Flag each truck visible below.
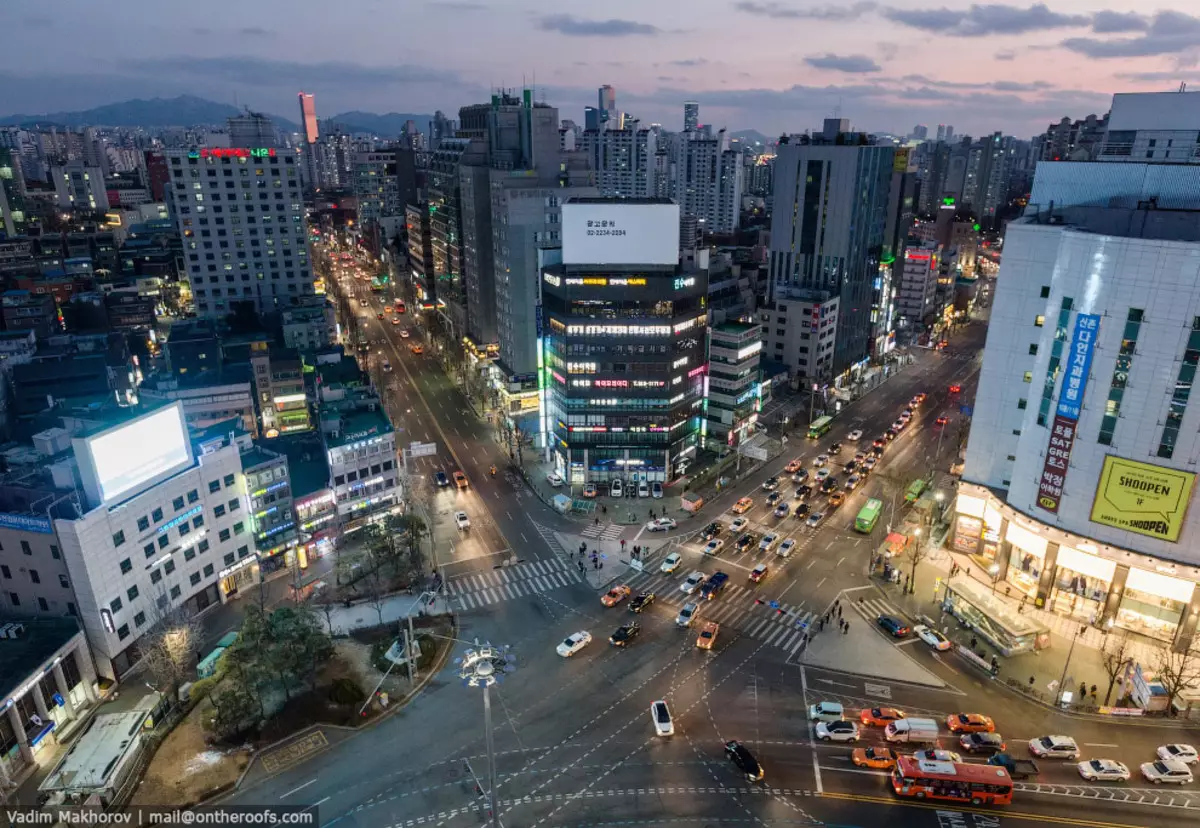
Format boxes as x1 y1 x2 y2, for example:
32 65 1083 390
987 753 1040 779
884 717 940 744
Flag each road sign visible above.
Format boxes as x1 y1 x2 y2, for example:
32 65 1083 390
959 405 973 416
409 441 438 458
769 600 780 609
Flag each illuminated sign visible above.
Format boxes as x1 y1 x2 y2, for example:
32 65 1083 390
1090 456 1196 543
673 276 696 290
199 148 277 159
595 379 629 388
157 505 203 535
543 273 561 287
736 342 763 360
274 393 307 405
0 513 53 534
565 324 671 337
673 357 690 369
1038 313 1100 514
562 202 680 266
564 276 647 287
688 364 707 378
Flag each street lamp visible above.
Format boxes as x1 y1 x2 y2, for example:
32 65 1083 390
1055 625 1089 708
458 641 516 828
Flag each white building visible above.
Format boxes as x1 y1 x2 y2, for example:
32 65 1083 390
757 289 839 382
1098 89 1200 163
51 163 109 213
164 130 314 319
895 245 939 327
578 124 657 198
668 131 744 234
320 397 401 534
959 160 1200 654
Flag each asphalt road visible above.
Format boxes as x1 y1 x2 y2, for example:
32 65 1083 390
245 248 1200 828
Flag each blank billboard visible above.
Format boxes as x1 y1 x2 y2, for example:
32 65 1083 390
75 403 194 507
562 202 680 266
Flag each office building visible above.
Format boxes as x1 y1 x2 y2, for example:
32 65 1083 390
228 112 277 148
894 244 939 328
51 162 109 213
540 198 705 485
164 114 315 318
757 290 839 383
250 345 312 437
319 394 401 534
351 148 417 239
683 101 700 133
1098 89 1200 162
668 130 744 235
705 321 765 448
240 442 298 574
579 121 658 199
298 92 320 190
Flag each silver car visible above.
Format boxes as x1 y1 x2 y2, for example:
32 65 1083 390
676 602 699 627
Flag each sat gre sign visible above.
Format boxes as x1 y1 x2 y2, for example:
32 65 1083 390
1090 455 1196 543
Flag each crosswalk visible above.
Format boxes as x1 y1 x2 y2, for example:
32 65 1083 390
533 522 570 562
581 522 625 540
447 558 583 610
851 595 909 624
618 568 820 657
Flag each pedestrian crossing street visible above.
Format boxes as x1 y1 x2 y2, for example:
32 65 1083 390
581 521 625 540
619 568 821 657
447 558 583 610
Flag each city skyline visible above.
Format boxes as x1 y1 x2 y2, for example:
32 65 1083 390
5 0 1200 138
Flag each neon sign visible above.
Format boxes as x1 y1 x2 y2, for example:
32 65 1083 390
198 148 277 159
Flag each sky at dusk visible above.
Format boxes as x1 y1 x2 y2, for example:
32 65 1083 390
5 0 1200 138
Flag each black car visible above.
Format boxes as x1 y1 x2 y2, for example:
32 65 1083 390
735 533 755 551
700 571 729 600
609 622 641 647
820 477 839 493
434 471 450 488
761 476 780 491
629 592 656 613
843 461 858 475
960 733 1007 755
794 484 813 500
701 522 722 540
794 502 810 518
885 428 898 440
725 740 764 781
765 491 782 506
829 442 842 455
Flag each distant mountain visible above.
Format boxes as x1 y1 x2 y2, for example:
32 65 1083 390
0 95 301 130
729 129 773 146
325 111 433 136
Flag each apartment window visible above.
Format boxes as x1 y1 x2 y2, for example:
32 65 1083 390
1099 309 1143 446
8 593 18 606
1040 286 1050 298
219 529 231 543
190 572 201 586
112 530 126 547
1023 371 1033 383
1034 315 1045 327
1017 399 1027 409
1028 344 1038 356
152 507 163 522
198 539 210 554
229 498 240 512
29 569 40 584
172 496 185 511
158 535 170 550
50 545 59 560
119 558 132 574
137 516 150 532
110 597 122 613
1158 315 1200 458
204 563 215 577
170 585 181 600
223 552 235 566
209 480 221 493
193 515 205 529
233 522 245 535
118 624 130 641
37 597 48 611
187 489 199 504
144 543 156 559
134 611 146 627
151 569 162 584
20 540 30 555
214 504 226 518
238 545 249 558
59 574 69 588
224 474 236 487
184 547 196 562
1007 454 1017 461
164 559 176 575
179 522 191 537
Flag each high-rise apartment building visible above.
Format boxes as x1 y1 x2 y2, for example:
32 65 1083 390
668 131 744 235
0 148 27 235
51 162 109 212
683 101 700 132
579 121 658 198
351 148 417 239
298 92 319 144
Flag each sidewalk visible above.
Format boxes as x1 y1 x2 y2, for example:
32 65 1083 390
316 592 453 636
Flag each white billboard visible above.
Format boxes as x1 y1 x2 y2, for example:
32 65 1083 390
75 403 194 507
562 202 680 266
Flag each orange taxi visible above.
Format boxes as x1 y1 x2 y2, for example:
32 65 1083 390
946 712 995 733
453 471 469 489
601 585 632 607
785 457 804 473
732 497 754 515
827 491 845 508
860 707 906 727
411 344 424 355
851 747 896 769
696 621 719 650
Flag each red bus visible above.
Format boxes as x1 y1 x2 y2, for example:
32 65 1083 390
891 757 1013 806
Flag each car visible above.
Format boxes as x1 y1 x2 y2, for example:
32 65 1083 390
609 623 641 647
914 748 963 762
892 420 906 431
1028 735 1079 759
646 517 677 532
610 479 624 498
582 483 598 498
949 384 961 393
629 592 656 613
912 393 927 405
765 491 783 507
873 436 887 449
676 602 699 627
759 533 780 552
556 631 593 657
902 407 913 417
546 472 565 487
877 615 910 637
732 497 754 514
1140 759 1193 785
434 471 450 488
377 312 385 320
935 416 950 427
860 707 906 727
749 562 769 582
638 481 650 498
697 621 720 650
725 740 765 782
785 458 804 473
794 484 813 500
701 522 722 540
816 720 860 743
761 476 780 491
703 539 725 555
847 429 863 441
794 502 811 517
827 491 845 508
863 457 878 471
844 474 861 491
454 511 471 531
651 700 674 736
773 503 790 518
1158 744 1200 765
819 475 838 491
814 454 829 466
700 571 729 600
960 733 1007 755
852 747 895 769
885 427 898 440
947 713 995 734
843 461 858 475
792 468 810 483
829 442 843 455
398 327 410 337
453 471 469 489
681 571 706 594
410 344 424 355
806 512 825 528
652 481 664 499
601 585 632 607
660 552 682 573
1078 759 1131 782
777 538 797 558
734 533 754 552
854 451 867 462
730 516 749 532
815 468 832 481
914 625 952 651
381 359 392 372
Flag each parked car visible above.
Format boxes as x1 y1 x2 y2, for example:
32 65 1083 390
638 481 650 498
610 479 624 498
546 472 565 487
652 481 664 499
877 615 910 637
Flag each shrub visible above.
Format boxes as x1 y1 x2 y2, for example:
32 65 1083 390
415 635 437 670
328 677 365 705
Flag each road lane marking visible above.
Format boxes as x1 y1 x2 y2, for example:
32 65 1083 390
302 797 329 812
1085 743 1120 748
280 779 317 798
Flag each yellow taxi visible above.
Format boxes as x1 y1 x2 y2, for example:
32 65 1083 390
827 491 845 508
410 344 424 355
453 471 469 489
851 747 896 769
732 497 754 515
601 585 632 607
696 621 719 650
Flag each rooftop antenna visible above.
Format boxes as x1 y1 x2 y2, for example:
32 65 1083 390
1180 82 1188 93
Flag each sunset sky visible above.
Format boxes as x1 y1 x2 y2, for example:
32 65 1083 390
5 0 1200 138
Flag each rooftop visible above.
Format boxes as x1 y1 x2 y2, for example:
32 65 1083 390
240 444 283 471
1024 204 1200 244
0 616 83 701
315 355 365 388
274 433 331 497
712 321 759 335
322 404 392 449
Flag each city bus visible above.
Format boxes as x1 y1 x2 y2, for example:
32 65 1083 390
854 498 883 533
904 478 928 503
807 415 834 439
891 756 1013 806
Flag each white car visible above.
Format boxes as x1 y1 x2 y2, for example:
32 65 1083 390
814 454 829 467
777 538 797 558
1077 759 1131 782
703 539 724 555
913 748 962 762
815 720 859 743
546 472 565 487
1158 744 1199 765
454 511 471 531
730 517 749 532
847 429 863 441
652 481 664 499
806 512 825 528
610 479 624 498
1028 735 1079 759
661 552 682 573
399 329 411 339
676 602 699 627
556 631 592 657
1141 759 1193 785
759 532 779 552
681 571 706 594
651 700 674 736
646 517 677 532
913 624 952 651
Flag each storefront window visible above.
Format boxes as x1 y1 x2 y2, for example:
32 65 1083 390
953 515 982 554
1117 567 1195 643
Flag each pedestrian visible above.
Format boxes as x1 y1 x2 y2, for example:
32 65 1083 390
818 618 825 632
595 517 600 526
842 622 849 635
837 605 842 619
970 636 978 650
1090 684 1097 699
598 560 603 570
1028 676 1035 689
593 560 598 570
966 567 971 578
602 505 607 515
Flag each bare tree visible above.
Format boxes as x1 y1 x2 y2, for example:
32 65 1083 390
140 591 202 703
1100 631 1134 705
1154 646 1200 713
361 555 391 629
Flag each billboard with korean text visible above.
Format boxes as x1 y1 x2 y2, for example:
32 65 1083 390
1037 313 1100 513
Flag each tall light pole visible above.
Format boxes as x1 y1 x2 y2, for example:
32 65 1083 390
1055 625 1089 707
458 641 516 828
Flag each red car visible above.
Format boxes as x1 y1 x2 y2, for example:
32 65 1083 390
935 416 950 427
949 384 961 393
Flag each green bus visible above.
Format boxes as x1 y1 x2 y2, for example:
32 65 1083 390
807 415 834 439
855 498 883 533
904 478 928 503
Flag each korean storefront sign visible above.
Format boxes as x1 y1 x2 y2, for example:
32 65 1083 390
1090 455 1196 543
1037 313 1100 514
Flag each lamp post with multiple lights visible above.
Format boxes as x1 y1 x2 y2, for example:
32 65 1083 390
457 640 516 828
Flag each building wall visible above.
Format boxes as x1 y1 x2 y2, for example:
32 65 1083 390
0 519 75 618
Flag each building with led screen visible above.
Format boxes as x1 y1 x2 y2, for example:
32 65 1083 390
540 198 706 485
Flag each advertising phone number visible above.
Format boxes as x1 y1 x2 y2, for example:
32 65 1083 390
585 229 627 237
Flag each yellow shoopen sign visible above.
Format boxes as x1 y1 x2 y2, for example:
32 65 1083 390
1090 456 1196 543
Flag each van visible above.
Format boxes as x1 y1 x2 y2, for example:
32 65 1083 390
807 701 845 723
884 718 940 744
